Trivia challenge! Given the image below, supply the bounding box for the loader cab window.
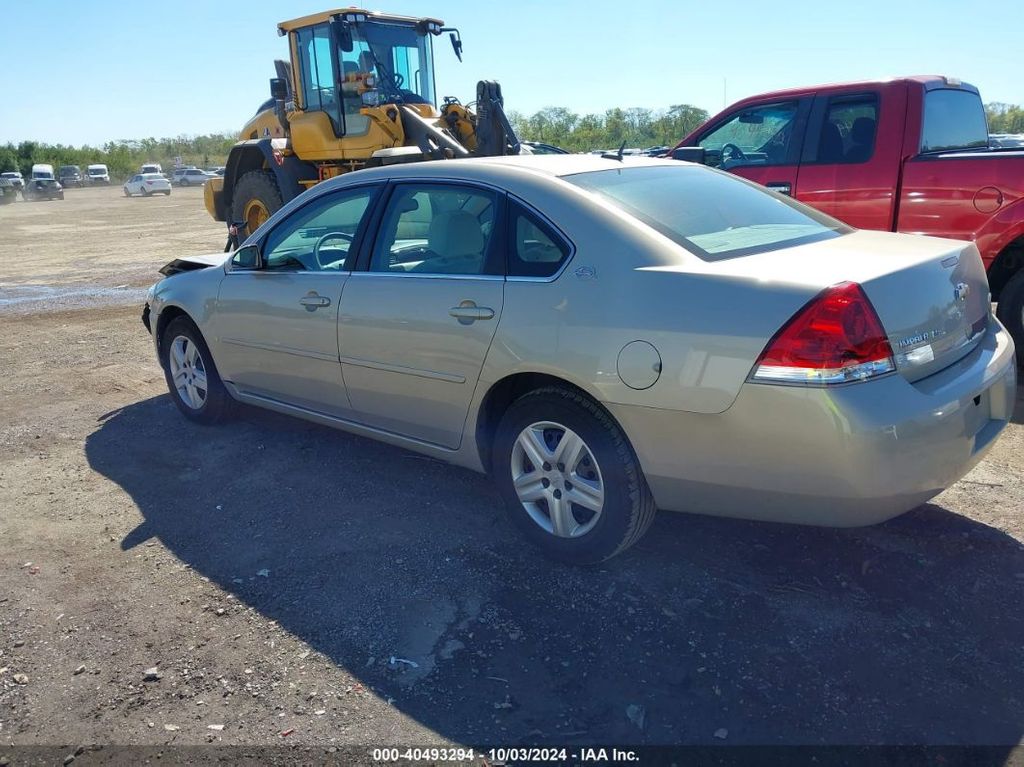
[296,24,344,136]
[339,22,436,118]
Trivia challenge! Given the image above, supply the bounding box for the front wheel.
[160,316,235,424]
[231,171,283,240]
[123,187,131,197]
[492,387,656,564]
[996,269,1024,369]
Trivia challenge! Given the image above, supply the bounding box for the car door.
[338,181,505,449]
[210,184,380,417]
[793,87,903,231]
[692,98,811,197]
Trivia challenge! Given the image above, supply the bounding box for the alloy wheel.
[510,421,605,538]
[168,335,208,410]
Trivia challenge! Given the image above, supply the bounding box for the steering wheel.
[313,231,353,268]
[720,142,748,165]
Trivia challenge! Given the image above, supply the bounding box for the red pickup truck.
[670,75,1024,358]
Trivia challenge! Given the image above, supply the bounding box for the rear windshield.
[89,168,105,174]
[921,89,989,153]
[565,165,849,261]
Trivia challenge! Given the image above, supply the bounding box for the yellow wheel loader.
[204,8,521,244]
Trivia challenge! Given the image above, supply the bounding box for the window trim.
[800,91,881,166]
[355,179,508,278]
[227,183,382,274]
[505,194,577,282]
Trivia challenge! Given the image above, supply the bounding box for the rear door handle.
[299,293,331,310]
[766,182,792,196]
[449,303,495,323]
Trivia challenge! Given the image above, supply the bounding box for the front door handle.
[299,293,331,310]
[449,302,495,324]
[766,182,792,196]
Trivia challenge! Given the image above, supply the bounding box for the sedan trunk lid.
[712,230,991,382]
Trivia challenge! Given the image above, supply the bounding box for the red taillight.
[752,281,895,385]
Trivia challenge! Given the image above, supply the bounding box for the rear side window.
[567,166,849,261]
[921,89,989,152]
[507,204,571,278]
[815,96,878,163]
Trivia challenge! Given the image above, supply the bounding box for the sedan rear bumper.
[609,321,1016,527]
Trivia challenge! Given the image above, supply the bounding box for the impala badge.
[954,282,969,302]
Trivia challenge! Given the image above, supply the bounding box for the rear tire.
[492,386,657,564]
[159,316,235,424]
[231,171,283,239]
[996,269,1024,369]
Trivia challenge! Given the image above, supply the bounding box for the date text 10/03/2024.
[372,747,640,762]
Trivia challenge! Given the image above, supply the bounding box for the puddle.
[0,283,146,314]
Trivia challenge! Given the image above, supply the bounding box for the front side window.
[921,89,989,153]
[815,96,879,163]
[369,184,498,275]
[258,188,377,272]
[567,166,849,261]
[508,205,571,278]
[698,101,800,169]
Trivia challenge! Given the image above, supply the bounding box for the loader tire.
[231,171,283,240]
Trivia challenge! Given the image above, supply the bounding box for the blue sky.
[2,0,1020,146]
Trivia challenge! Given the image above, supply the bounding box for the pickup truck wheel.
[492,387,656,564]
[996,269,1024,368]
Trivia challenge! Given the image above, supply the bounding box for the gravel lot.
[1,186,1023,752]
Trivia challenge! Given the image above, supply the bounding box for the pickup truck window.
[921,89,988,153]
[697,101,799,171]
[816,96,878,163]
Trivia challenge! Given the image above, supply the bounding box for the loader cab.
[281,9,442,159]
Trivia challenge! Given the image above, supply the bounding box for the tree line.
[986,103,1024,134]
[1,101,1019,180]
[0,135,236,181]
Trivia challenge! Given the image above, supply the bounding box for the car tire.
[996,269,1024,369]
[160,316,235,424]
[492,386,657,564]
[231,171,283,239]
[124,187,131,197]
[180,178,188,187]
[164,190,171,196]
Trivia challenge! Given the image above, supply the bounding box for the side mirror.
[231,244,262,270]
[671,146,706,164]
[269,77,288,101]
[331,20,354,53]
[449,32,463,62]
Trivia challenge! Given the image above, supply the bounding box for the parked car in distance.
[31,163,55,180]
[87,164,110,184]
[171,167,197,185]
[990,133,1024,149]
[210,166,226,176]
[521,141,569,155]
[23,178,64,201]
[58,165,83,187]
[174,168,215,186]
[142,156,1016,563]
[669,76,1024,359]
[0,176,17,204]
[0,170,24,190]
[124,173,171,197]
[140,163,163,175]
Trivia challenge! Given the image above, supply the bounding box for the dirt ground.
[1,186,1023,755]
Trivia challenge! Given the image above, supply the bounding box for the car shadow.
[85,395,1024,747]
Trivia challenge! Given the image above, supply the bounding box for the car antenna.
[601,141,627,161]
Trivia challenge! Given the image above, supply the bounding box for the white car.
[175,168,215,186]
[124,173,171,197]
